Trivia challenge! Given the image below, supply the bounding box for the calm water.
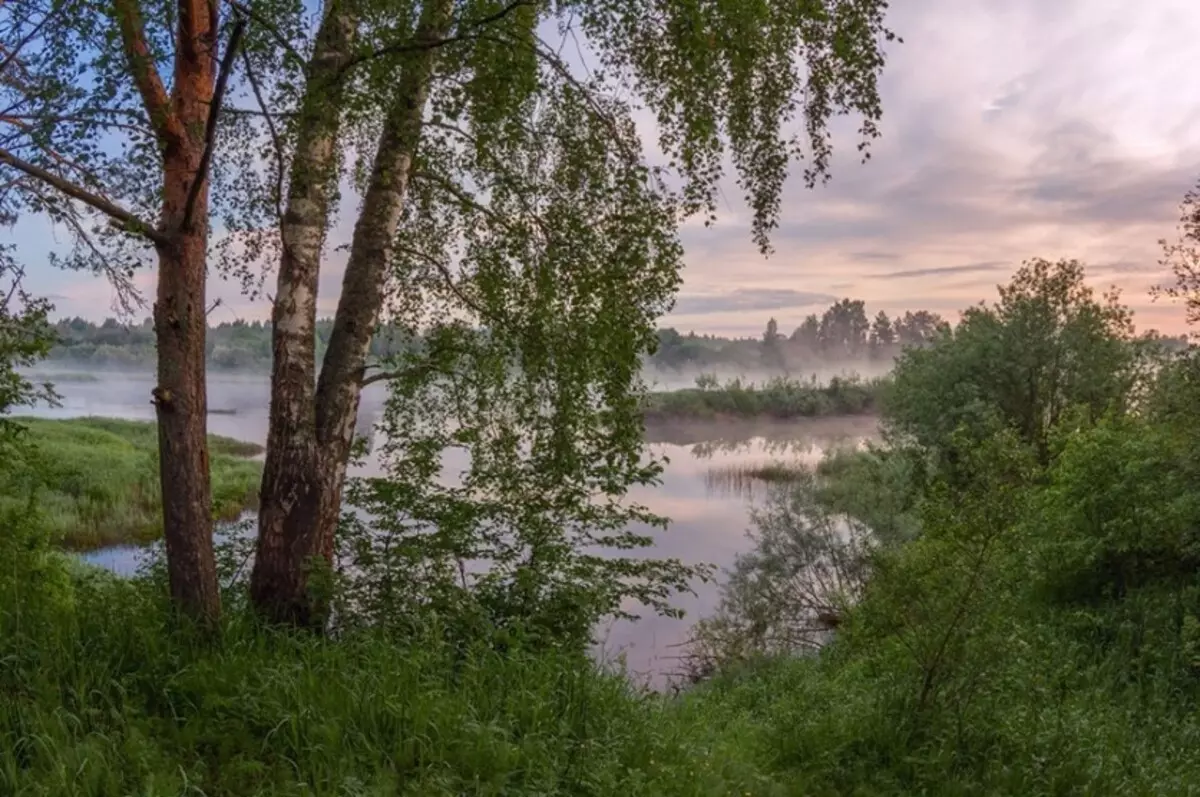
[27,367,878,684]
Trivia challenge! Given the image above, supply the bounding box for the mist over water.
[25,364,879,684]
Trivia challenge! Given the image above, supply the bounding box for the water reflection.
[31,368,879,685]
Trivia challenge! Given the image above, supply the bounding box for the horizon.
[42,309,1193,344]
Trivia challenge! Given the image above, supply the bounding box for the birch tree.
[0,0,898,627]
[231,0,899,626]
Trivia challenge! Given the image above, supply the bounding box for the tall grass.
[8,416,263,549]
[0,566,779,797]
[644,375,884,421]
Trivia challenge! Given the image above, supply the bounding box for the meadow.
[7,417,263,549]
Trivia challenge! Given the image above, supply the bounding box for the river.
[26,367,879,685]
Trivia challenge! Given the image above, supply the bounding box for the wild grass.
[0,566,779,797]
[7,555,1200,796]
[644,375,884,421]
[8,416,263,549]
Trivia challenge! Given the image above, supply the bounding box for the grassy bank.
[9,416,263,549]
[0,565,779,796]
[644,375,884,421]
[11,549,1200,796]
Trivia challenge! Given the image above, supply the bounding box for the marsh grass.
[9,416,264,549]
[704,462,809,499]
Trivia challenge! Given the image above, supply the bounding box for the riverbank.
[9,417,264,550]
[643,375,885,421]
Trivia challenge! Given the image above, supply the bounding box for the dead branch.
[223,0,306,64]
[0,147,168,245]
[239,47,286,224]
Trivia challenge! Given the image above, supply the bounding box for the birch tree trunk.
[250,0,452,626]
[250,0,358,627]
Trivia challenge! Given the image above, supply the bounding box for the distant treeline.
[46,303,1192,373]
[45,317,417,370]
[651,298,1191,371]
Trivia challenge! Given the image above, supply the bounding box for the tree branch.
[0,7,59,77]
[181,13,247,232]
[0,116,117,192]
[392,240,486,319]
[0,147,168,245]
[0,111,153,137]
[224,0,306,64]
[359,358,439,387]
[337,0,534,76]
[221,106,296,119]
[412,168,554,244]
[113,0,182,147]
[55,209,145,316]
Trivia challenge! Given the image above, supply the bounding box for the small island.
[642,375,885,422]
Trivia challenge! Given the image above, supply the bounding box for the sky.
[15,0,1200,338]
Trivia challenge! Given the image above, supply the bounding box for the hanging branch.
[337,0,535,75]
[239,46,286,224]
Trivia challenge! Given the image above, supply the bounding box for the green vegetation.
[704,462,814,499]
[10,250,1200,792]
[683,258,1200,793]
[22,0,1197,791]
[653,302,953,372]
[645,374,884,421]
[7,417,263,549]
[52,301,1185,379]
[0,576,781,796]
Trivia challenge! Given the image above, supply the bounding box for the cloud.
[876,261,1008,280]
[671,0,1200,333]
[671,288,837,317]
[14,0,1200,338]
[848,251,901,262]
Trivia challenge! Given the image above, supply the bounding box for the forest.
[3,0,1200,794]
